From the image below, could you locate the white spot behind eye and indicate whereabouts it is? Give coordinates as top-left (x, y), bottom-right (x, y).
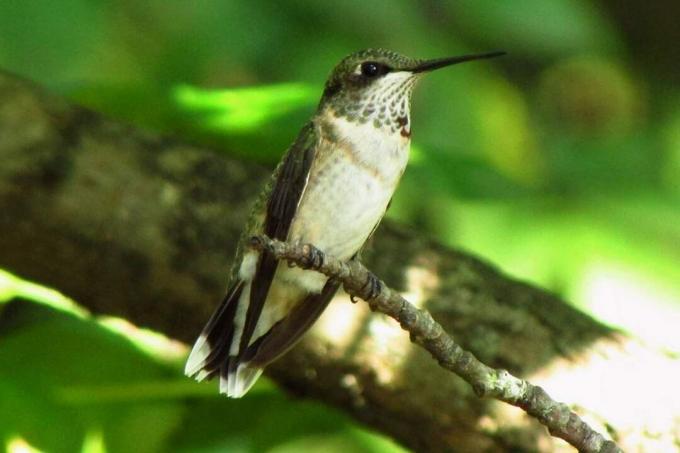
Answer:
top-left (353, 64), bottom-right (363, 75)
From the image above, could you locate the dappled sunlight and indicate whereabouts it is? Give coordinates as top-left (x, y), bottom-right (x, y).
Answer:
top-left (6, 437), bottom-right (43, 453)
top-left (479, 334), bottom-right (680, 451)
top-left (312, 291), bottom-right (368, 351)
top-left (313, 262), bottom-right (441, 386)
top-left (476, 404), bottom-right (572, 452)
top-left (98, 317), bottom-right (187, 364)
top-left (399, 261), bottom-right (442, 310)
top-left (0, 269), bottom-right (187, 365)
top-left (577, 263), bottom-right (680, 352)
top-left (363, 317), bottom-right (409, 386)
top-left (361, 263), bottom-right (440, 382)
top-left (445, 200), bottom-right (680, 340)
top-left (81, 429), bottom-right (105, 453)
top-left (527, 335), bottom-right (680, 452)
top-left (173, 83), bottom-right (316, 132)
top-left (0, 269), bottom-right (87, 318)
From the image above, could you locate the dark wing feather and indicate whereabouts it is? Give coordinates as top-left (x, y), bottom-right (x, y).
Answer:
top-left (238, 122), bottom-right (318, 354)
top-left (187, 281), bottom-right (244, 379)
top-left (243, 278), bottom-right (341, 367)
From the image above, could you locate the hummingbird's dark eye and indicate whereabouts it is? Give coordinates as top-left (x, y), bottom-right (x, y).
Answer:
top-left (360, 62), bottom-right (389, 78)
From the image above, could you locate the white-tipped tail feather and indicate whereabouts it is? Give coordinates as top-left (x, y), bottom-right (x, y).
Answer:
top-left (183, 279), bottom-right (259, 398)
top-left (185, 329), bottom-right (264, 398)
top-left (185, 277), bottom-right (273, 398)
top-left (221, 363), bottom-right (263, 398)
top-left (185, 333), bottom-right (211, 379)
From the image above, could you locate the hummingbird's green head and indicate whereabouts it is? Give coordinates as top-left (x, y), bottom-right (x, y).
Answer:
top-left (319, 48), bottom-right (505, 131)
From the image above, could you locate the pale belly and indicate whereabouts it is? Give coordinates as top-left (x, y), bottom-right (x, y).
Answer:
top-left (291, 157), bottom-right (393, 258)
top-left (280, 137), bottom-right (408, 293)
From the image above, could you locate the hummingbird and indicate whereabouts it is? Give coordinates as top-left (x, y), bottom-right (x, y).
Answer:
top-left (185, 48), bottom-right (504, 397)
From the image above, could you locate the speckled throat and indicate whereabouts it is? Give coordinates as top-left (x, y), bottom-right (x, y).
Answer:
top-left (326, 72), bottom-right (419, 135)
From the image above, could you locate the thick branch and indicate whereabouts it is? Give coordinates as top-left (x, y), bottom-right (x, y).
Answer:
top-left (1, 70), bottom-right (677, 451)
top-left (250, 236), bottom-right (621, 453)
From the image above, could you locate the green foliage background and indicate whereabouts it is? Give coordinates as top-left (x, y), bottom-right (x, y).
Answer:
top-left (1, 1), bottom-right (678, 452)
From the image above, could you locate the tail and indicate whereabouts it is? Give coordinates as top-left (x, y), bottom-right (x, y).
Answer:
top-left (184, 281), bottom-right (263, 398)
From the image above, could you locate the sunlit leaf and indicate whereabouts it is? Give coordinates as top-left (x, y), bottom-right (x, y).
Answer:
top-left (5, 436), bottom-right (43, 453)
top-left (173, 83), bottom-right (317, 133)
top-left (0, 270), bottom-right (86, 318)
top-left (0, 271), bottom-right (183, 365)
top-left (81, 429), bottom-right (105, 453)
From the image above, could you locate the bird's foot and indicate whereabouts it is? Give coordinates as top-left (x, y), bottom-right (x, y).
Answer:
top-left (363, 272), bottom-right (382, 300)
top-left (350, 271), bottom-right (382, 303)
top-left (298, 243), bottom-right (325, 270)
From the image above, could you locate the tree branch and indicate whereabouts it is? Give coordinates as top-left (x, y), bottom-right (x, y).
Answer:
top-left (250, 235), bottom-right (621, 453)
top-left (1, 70), bottom-right (677, 451)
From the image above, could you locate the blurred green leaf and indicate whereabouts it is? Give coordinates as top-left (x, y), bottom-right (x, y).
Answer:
top-left (174, 83), bottom-right (316, 132)
top-left (0, 274), bottom-right (404, 453)
top-left (0, 301), bottom-right (184, 453)
top-left (443, 0), bottom-right (620, 55)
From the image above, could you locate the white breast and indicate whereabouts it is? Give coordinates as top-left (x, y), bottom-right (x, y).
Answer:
top-left (333, 115), bottom-right (410, 176)
top-left (282, 115), bottom-right (410, 293)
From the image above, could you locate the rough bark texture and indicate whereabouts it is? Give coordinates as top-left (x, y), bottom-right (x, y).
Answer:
top-left (0, 70), bottom-right (677, 452)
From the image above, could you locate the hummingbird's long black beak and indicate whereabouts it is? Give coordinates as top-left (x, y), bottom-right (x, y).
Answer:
top-left (409, 51), bottom-right (506, 73)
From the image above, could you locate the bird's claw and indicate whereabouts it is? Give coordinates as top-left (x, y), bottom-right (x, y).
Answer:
top-left (299, 244), bottom-right (325, 270)
top-left (361, 272), bottom-right (382, 301)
